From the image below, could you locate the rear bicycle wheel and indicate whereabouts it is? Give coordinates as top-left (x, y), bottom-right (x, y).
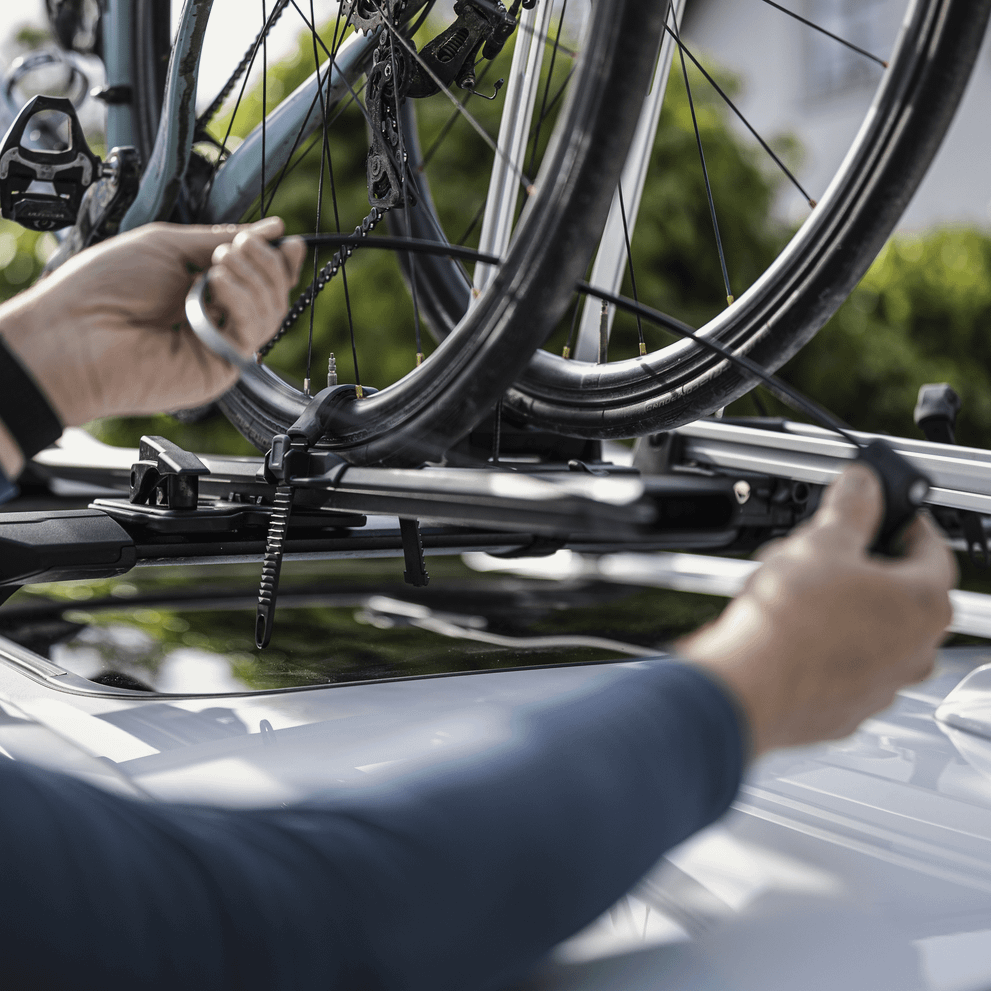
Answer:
top-left (127, 0), bottom-right (669, 464)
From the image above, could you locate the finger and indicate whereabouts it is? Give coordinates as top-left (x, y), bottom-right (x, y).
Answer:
top-left (205, 266), bottom-right (259, 352)
top-left (167, 217), bottom-right (287, 273)
top-left (244, 215), bottom-right (286, 240)
top-left (242, 217), bottom-right (303, 284)
top-left (216, 228), bottom-right (297, 302)
top-left (810, 462), bottom-right (884, 552)
top-left (212, 237), bottom-right (280, 300)
top-left (280, 234), bottom-right (306, 284)
top-left (891, 511), bottom-right (958, 591)
top-left (230, 230), bottom-right (292, 296)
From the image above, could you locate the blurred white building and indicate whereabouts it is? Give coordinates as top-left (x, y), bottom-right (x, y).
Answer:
top-left (683, 0), bottom-right (991, 231)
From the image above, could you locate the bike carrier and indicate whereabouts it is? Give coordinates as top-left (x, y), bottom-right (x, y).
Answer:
top-left (2, 389), bottom-right (989, 641)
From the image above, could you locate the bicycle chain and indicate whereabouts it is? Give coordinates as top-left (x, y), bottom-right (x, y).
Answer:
top-left (195, 0), bottom-right (292, 138)
top-left (259, 205), bottom-right (388, 356)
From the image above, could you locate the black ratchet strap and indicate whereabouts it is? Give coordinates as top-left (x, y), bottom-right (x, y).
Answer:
top-left (0, 336), bottom-right (63, 459)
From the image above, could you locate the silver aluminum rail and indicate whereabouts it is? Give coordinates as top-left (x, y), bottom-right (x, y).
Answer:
top-left (673, 419), bottom-right (991, 516)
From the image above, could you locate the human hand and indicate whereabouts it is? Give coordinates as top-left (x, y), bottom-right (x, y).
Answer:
top-left (0, 216), bottom-right (305, 438)
top-left (678, 463), bottom-right (957, 757)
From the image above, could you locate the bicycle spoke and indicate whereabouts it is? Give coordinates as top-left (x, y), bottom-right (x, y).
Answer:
top-left (616, 183), bottom-right (645, 356)
top-left (473, 0), bottom-right (555, 293)
top-left (525, 0), bottom-right (569, 179)
top-left (419, 63), bottom-right (490, 169)
top-left (385, 31), bottom-right (424, 366)
top-left (196, 0), bottom-right (291, 134)
top-left (205, 0), bottom-right (291, 188)
top-left (665, 25), bottom-right (817, 209)
top-left (759, 0), bottom-right (889, 68)
top-left (574, 0), bottom-right (681, 360)
top-left (306, 0), bottom-right (330, 395)
top-left (672, 11), bottom-right (733, 307)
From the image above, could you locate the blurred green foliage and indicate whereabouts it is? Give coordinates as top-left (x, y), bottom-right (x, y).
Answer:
top-left (765, 228), bottom-right (991, 448)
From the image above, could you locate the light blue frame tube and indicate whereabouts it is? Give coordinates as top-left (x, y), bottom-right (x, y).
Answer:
top-left (118, 0), bottom-right (377, 231)
top-left (102, 0), bottom-right (135, 151)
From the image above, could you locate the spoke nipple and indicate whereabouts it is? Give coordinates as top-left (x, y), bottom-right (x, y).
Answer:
top-left (726, 294), bottom-right (735, 306)
top-left (882, 60), bottom-right (889, 69)
top-left (355, 384), bottom-right (364, 399)
top-left (416, 351), bottom-right (424, 367)
top-left (639, 342), bottom-right (647, 357)
top-left (562, 345), bottom-right (571, 359)
top-left (526, 184), bottom-right (536, 196)
top-left (471, 286), bottom-right (481, 298)
top-left (255, 352), bottom-right (263, 364)
top-left (808, 198), bottom-right (817, 208)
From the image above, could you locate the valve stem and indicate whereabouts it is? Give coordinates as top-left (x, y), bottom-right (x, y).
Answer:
top-left (327, 352), bottom-right (337, 388)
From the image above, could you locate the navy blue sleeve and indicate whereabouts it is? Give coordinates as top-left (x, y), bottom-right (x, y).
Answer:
top-left (0, 659), bottom-right (745, 991)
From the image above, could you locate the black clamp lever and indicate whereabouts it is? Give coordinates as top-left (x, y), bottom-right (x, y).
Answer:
top-left (129, 436), bottom-right (209, 510)
top-left (255, 385), bottom-right (379, 649)
top-left (0, 95), bottom-right (102, 231)
top-left (856, 439), bottom-right (931, 556)
top-left (913, 382), bottom-right (987, 567)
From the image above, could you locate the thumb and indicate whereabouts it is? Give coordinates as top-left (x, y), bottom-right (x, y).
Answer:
top-left (812, 462), bottom-right (884, 551)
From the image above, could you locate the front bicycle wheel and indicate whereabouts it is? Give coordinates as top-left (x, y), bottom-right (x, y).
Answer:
top-left (124, 0), bottom-right (669, 464)
top-left (391, 0), bottom-right (991, 439)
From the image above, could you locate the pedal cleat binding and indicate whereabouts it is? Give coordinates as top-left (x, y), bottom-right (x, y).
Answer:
top-left (0, 94), bottom-right (101, 231)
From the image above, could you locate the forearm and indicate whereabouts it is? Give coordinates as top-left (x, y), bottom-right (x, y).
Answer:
top-left (0, 659), bottom-right (745, 991)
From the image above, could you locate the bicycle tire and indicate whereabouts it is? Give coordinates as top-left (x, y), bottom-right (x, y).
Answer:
top-left (128, 0), bottom-right (669, 464)
top-left (389, 0), bottom-right (991, 439)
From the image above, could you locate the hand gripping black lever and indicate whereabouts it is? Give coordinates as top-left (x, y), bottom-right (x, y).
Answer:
top-left (856, 439), bottom-right (931, 557)
top-left (0, 95), bottom-right (102, 231)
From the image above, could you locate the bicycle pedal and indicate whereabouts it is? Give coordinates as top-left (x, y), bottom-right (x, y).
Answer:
top-left (0, 95), bottom-right (101, 231)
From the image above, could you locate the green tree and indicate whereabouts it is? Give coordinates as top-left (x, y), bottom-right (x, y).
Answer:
top-left (764, 228), bottom-right (991, 447)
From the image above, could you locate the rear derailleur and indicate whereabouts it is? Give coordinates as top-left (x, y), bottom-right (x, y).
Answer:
top-left (362, 0), bottom-right (530, 208)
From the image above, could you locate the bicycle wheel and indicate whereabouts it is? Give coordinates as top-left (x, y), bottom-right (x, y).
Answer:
top-left (119, 0), bottom-right (669, 464)
top-left (388, 0), bottom-right (991, 439)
